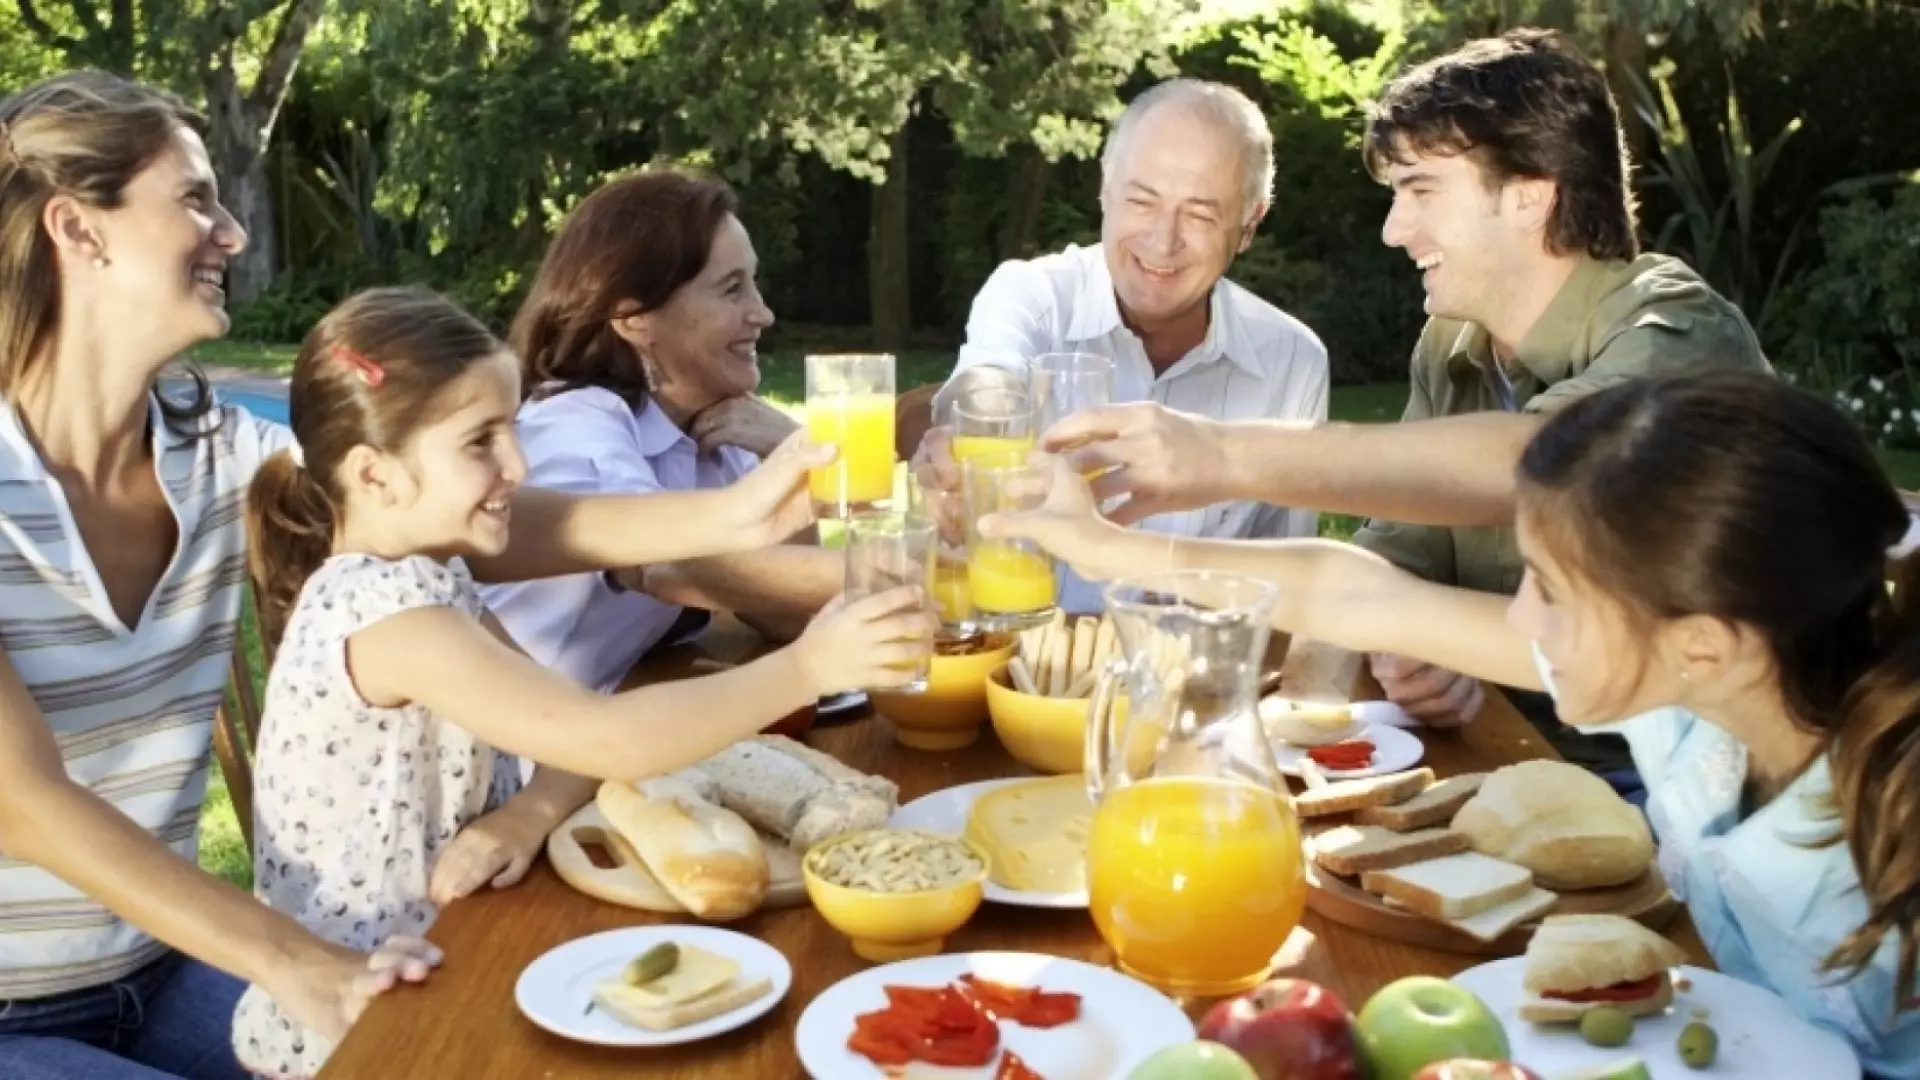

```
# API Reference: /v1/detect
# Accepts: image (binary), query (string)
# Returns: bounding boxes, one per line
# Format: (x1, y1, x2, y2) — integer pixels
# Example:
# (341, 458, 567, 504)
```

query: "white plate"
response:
(888, 779, 1087, 908)
(513, 926, 792, 1047)
(1273, 721, 1424, 779)
(1452, 958, 1861, 1079)
(795, 951, 1195, 1079)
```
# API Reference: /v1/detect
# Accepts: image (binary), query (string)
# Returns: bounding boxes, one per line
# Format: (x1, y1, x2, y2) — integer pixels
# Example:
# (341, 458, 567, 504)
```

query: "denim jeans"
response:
(0, 951, 250, 1080)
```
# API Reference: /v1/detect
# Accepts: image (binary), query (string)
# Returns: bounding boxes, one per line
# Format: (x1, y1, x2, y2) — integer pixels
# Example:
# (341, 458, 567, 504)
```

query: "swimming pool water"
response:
(217, 388, 290, 424)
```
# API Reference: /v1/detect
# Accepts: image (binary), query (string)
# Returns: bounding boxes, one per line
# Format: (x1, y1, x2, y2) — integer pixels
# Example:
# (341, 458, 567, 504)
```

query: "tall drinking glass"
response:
(843, 511, 938, 692)
(950, 385, 1037, 466)
(906, 464, 975, 632)
(961, 449, 1058, 631)
(806, 354, 897, 518)
(1030, 352, 1114, 437)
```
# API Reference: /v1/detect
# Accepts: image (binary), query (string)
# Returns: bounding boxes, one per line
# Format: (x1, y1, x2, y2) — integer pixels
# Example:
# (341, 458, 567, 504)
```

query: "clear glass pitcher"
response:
(1084, 571, 1307, 998)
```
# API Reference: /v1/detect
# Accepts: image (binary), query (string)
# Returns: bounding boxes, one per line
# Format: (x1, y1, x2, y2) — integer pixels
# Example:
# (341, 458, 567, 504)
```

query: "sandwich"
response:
(1518, 914, 1688, 1023)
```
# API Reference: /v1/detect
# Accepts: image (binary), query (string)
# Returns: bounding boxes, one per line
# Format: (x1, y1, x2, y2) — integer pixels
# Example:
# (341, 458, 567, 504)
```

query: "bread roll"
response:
(596, 779, 768, 920)
(1451, 761, 1653, 889)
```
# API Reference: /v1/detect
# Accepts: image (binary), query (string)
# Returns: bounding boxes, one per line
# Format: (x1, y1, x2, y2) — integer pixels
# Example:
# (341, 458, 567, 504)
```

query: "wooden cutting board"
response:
(546, 802, 809, 915)
(1301, 825, 1678, 956)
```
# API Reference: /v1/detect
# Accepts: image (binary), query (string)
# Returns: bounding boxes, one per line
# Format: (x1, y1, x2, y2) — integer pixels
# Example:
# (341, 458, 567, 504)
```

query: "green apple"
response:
(1548, 1059, 1654, 1080)
(1354, 976, 1511, 1080)
(1128, 1039, 1261, 1080)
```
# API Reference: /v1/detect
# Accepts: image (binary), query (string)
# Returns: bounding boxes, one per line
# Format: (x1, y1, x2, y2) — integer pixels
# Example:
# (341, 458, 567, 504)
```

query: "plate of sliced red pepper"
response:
(1272, 722, 1424, 779)
(794, 951, 1195, 1079)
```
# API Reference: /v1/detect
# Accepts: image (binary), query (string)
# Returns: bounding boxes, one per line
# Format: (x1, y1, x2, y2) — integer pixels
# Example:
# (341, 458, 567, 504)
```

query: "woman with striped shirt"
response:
(0, 72, 831, 1079)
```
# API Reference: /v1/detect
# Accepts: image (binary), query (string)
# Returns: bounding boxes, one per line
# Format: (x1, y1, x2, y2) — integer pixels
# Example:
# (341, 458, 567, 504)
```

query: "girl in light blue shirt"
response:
(993, 369, 1920, 1077)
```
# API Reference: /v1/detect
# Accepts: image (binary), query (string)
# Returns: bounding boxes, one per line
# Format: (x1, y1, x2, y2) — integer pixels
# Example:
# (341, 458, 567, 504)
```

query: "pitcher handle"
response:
(1084, 657, 1123, 804)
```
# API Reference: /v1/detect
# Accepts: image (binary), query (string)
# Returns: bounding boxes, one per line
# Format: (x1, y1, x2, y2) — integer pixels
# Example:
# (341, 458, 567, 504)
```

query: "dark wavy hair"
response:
(1519, 368, 1919, 1005)
(1364, 28, 1637, 261)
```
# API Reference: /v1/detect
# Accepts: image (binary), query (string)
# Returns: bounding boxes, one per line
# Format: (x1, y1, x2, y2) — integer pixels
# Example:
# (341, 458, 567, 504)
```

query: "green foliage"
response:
(1774, 183, 1920, 383)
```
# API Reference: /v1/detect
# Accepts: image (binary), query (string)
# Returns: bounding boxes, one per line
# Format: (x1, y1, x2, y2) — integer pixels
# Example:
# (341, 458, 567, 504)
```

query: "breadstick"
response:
(1069, 616, 1096, 692)
(1092, 615, 1116, 676)
(1044, 618, 1071, 695)
(1009, 655, 1041, 695)
(1064, 669, 1098, 699)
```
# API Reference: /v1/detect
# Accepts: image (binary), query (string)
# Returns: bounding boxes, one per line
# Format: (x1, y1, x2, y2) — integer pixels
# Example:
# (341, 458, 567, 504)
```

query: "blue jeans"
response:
(0, 952, 250, 1079)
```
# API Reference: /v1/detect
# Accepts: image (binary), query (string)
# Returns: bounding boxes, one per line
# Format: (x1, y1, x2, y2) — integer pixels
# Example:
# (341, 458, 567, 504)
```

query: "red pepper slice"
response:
(996, 1049, 1045, 1079)
(958, 974, 1083, 1028)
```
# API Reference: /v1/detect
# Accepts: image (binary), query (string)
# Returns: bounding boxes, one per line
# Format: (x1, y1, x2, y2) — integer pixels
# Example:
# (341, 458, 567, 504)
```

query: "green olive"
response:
(1579, 1005, 1635, 1048)
(1678, 1020, 1719, 1068)
(622, 942, 680, 987)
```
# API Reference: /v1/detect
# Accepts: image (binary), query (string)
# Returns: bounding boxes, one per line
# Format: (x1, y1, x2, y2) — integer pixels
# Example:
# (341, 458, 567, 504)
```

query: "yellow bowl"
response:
(802, 829, 989, 962)
(985, 668, 1148, 775)
(868, 634, 1017, 751)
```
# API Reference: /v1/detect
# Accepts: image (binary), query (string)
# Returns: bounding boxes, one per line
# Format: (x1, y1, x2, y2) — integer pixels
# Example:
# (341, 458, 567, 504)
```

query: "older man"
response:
(924, 78, 1330, 612)
(1041, 31, 1769, 778)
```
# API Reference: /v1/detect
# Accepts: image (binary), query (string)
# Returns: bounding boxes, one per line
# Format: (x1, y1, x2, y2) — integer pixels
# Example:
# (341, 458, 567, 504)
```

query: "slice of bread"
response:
(594, 974, 774, 1032)
(1357, 773, 1486, 832)
(1293, 768, 1435, 819)
(1312, 825, 1468, 877)
(1361, 851, 1534, 919)
(1405, 885, 1559, 942)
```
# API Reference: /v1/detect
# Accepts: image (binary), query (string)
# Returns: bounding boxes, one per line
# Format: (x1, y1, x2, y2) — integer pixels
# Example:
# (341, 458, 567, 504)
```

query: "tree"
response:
(11, 0, 327, 301)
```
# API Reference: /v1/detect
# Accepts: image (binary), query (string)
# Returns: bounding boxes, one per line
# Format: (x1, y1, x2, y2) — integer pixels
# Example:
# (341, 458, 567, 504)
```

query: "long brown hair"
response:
(510, 168, 737, 407)
(1517, 368, 1919, 1003)
(0, 71, 215, 428)
(1365, 29, 1638, 261)
(245, 286, 504, 645)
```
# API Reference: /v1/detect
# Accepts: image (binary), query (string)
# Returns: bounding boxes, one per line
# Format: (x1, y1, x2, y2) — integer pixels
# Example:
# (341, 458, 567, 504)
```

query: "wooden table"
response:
(321, 624, 1707, 1079)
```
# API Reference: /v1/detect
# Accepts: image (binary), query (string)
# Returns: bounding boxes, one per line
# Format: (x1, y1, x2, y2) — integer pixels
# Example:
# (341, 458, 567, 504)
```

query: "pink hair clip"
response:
(334, 345, 385, 388)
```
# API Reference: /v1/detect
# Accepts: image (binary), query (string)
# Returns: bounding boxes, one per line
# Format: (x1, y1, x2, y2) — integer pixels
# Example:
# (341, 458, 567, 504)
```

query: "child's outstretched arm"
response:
(347, 586, 934, 780)
(981, 456, 1541, 693)
(469, 431, 832, 584)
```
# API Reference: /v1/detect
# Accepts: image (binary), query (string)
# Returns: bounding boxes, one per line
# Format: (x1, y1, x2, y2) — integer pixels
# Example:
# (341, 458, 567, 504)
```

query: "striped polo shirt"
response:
(0, 396, 288, 999)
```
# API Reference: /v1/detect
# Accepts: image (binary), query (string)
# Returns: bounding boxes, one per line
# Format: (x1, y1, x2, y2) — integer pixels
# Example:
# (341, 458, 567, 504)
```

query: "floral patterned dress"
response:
(232, 554, 520, 1078)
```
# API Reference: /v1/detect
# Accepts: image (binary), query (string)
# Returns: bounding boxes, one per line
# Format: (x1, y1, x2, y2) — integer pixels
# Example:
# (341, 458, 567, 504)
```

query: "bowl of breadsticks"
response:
(868, 633, 1017, 751)
(984, 611, 1139, 775)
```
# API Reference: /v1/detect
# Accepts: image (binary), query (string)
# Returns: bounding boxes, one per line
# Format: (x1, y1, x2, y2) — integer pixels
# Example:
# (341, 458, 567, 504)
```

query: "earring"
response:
(90, 254, 108, 269)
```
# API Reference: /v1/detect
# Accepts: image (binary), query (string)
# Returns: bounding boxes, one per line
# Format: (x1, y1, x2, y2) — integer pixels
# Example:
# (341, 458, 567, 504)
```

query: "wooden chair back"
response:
(895, 383, 941, 462)
(211, 598, 270, 853)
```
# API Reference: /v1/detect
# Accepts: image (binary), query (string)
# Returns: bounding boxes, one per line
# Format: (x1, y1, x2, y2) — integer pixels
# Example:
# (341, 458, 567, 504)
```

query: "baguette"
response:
(1292, 768, 1434, 818)
(1361, 851, 1534, 919)
(1357, 773, 1486, 832)
(598, 779, 768, 920)
(1312, 825, 1468, 877)
(699, 736, 899, 851)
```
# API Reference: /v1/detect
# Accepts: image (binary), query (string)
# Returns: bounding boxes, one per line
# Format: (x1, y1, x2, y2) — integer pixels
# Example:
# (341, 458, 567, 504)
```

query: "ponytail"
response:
(245, 449, 337, 649)
(1826, 549, 1920, 1005)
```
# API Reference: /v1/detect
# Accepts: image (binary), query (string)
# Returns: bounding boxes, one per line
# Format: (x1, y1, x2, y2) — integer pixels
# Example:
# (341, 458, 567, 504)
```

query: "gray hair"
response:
(1100, 78, 1274, 224)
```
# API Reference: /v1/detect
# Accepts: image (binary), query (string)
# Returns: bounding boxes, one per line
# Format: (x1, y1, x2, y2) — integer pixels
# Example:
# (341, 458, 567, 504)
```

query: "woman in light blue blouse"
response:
(989, 368, 1920, 1077)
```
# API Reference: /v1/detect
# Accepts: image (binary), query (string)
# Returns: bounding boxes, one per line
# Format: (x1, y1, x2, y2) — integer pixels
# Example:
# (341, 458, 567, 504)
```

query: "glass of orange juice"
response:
(806, 353, 897, 518)
(960, 449, 1056, 632)
(1030, 352, 1113, 433)
(842, 511, 938, 692)
(950, 385, 1037, 465)
(1084, 571, 1305, 998)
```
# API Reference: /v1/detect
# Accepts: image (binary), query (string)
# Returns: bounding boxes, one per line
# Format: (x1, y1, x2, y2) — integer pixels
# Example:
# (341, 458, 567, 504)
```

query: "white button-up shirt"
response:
(480, 387, 759, 695)
(940, 242, 1330, 610)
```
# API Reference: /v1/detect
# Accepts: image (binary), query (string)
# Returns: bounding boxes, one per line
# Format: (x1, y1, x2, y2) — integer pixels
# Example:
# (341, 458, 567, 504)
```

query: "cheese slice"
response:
(964, 775, 1093, 894)
(598, 943, 740, 1006)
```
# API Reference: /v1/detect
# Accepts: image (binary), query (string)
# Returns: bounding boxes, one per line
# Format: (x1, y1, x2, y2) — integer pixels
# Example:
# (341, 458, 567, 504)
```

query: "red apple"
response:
(1411, 1061, 1543, 1080)
(1196, 978, 1362, 1080)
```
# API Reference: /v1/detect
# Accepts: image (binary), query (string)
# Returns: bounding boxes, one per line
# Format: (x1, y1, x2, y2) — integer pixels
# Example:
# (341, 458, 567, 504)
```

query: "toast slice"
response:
(1292, 768, 1435, 819)
(1312, 825, 1468, 877)
(1357, 773, 1486, 832)
(1386, 885, 1560, 942)
(594, 974, 774, 1032)
(1361, 851, 1534, 919)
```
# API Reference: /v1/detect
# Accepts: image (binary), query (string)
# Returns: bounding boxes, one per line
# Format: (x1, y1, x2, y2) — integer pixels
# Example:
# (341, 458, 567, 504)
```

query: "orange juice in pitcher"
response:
(1087, 776, 1303, 996)
(1085, 571, 1305, 998)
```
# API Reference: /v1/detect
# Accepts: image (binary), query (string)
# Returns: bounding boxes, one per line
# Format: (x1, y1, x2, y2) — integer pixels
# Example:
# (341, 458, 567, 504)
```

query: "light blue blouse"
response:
(1619, 707, 1920, 1077)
